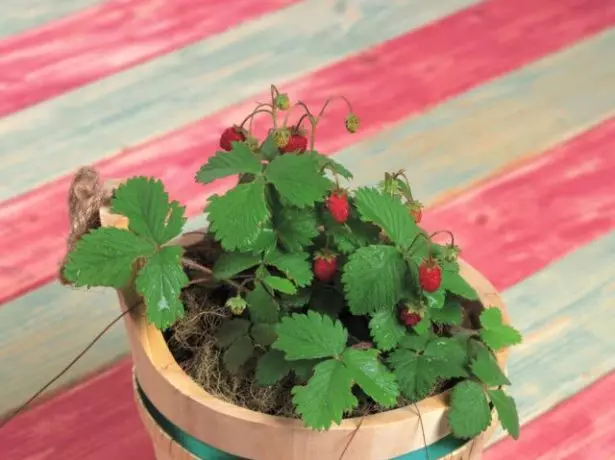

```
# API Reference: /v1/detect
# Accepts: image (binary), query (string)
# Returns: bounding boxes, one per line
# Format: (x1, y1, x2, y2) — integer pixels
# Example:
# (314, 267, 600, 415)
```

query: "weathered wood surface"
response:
(0, 0, 614, 458)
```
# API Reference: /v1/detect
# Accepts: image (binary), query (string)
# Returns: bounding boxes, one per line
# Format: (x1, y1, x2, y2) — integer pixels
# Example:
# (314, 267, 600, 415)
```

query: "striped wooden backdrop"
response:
(1, 0, 614, 458)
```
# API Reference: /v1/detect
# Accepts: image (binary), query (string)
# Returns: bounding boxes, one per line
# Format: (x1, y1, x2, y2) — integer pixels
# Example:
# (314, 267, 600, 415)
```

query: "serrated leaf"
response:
(265, 251, 313, 287)
(251, 222, 277, 255)
(273, 311, 347, 360)
(263, 275, 297, 294)
(279, 289, 311, 308)
(388, 349, 435, 401)
(266, 154, 331, 207)
(292, 359, 319, 381)
(112, 177, 186, 244)
(251, 323, 277, 347)
(246, 284, 279, 323)
(369, 309, 406, 351)
(223, 335, 254, 374)
(470, 345, 510, 386)
(399, 333, 430, 352)
(412, 312, 432, 336)
(424, 289, 445, 309)
(479, 308, 523, 351)
(323, 213, 380, 254)
(306, 151, 353, 179)
(213, 251, 262, 280)
(292, 359, 358, 430)
(195, 142, 262, 184)
(256, 350, 292, 385)
(430, 301, 463, 326)
(342, 245, 407, 314)
(353, 187, 419, 248)
(342, 348, 399, 407)
(442, 270, 478, 300)
(63, 228, 155, 288)
(448, 381, 492, 439)
(135, 246, 189, 330)
(424, 338, 468, 378)
(275, 206, 319, 252)
(206, 178, 270, 251)
(215, 318, 251, 348)
(487, 389, 520, 440)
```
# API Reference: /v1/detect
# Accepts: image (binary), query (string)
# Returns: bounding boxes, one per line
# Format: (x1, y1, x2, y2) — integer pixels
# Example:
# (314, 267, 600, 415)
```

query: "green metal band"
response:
(136, 380, 465, 459)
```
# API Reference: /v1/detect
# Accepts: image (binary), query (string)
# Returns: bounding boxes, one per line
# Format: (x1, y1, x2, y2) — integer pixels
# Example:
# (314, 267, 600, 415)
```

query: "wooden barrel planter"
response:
(101, 199, 509, 460)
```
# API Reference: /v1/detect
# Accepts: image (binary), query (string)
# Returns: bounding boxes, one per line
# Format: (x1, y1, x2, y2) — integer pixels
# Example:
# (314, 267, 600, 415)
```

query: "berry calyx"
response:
(313, 250, 338, 282)
(409, 200, 423, 224)
(399, 309, 422, 327)
(345, 113, 360, 133)
(280, 126, 308, 154)
(273, 128, 291, 148)
(326, 190, 350, 224)
(418, 259, 442, 292)
(275, 93, 290, 110)
(219, 126, 246, 151)
(443, 244, 461, 262)
(225, 296, 247, 315)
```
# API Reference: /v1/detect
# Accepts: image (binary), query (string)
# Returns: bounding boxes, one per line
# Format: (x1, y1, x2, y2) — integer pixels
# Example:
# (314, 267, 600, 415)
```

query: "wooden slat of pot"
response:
(100, 202, 509, 460)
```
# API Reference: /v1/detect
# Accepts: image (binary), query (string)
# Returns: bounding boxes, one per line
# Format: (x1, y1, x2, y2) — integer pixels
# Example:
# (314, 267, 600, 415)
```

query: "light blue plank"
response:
(0, 0, 480, 200)
(0, 0, 100, 38)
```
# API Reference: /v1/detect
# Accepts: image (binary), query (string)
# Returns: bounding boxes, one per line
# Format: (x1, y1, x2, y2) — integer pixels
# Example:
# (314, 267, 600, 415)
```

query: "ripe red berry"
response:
(409, 200, 423, 224)
(326, 191, 350, 224)
(313, 252, 338, 282)
(280, 131, 308, 154)
(418, 260, 442, 292)
(219, 126, 246, 151)
(399, 309, 422, 327)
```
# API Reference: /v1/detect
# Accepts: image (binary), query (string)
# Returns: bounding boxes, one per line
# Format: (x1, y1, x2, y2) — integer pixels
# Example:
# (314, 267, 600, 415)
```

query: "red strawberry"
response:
(219, 126, 246, 151)
(399, 309, 422, 327)
(280, 127, 308, 154)
(313, 251, 338, 282)
(409, 200, 423, 224)
(326, 191, 350, 224)
(418, 259, 442, 292)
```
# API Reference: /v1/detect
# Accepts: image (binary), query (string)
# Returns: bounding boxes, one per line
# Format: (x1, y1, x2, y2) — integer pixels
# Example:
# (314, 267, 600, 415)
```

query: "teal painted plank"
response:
(0, 0, 480, 200)
(2, 27, 615, 416)
(488, 231, 615, 444)
(0, 0, 100, 38)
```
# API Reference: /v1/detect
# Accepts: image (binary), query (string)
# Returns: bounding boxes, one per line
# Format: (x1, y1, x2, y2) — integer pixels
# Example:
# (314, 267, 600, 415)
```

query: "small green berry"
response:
(345, 113, 360, 133)
(273, 128, 290, 148)
(275, 93, 290, 110)
(225, 296, 247, 316)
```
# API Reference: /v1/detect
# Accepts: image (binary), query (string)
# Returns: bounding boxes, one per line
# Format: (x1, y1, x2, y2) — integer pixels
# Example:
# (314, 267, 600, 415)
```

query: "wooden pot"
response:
(101, 203, 509, 460)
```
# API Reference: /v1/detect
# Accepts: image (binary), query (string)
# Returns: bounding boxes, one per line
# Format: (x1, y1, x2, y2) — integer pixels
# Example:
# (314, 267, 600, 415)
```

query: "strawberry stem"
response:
(181, 257, 247, 293)
(239, 109, 274, 130)
(270, 85, 281, 128)
(316, 95, 354, 123)
(429, 230, 456, 248)
(393, 169, 415, 202)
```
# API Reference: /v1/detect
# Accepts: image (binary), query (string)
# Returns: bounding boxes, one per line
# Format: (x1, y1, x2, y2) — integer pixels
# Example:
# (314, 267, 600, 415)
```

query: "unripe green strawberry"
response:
(345, 113, 360, 133)
(273, 128, 291, 148)
(275, 93, 290, 110)
(225, 296, 247, 315)
(443, 244, 461, 262)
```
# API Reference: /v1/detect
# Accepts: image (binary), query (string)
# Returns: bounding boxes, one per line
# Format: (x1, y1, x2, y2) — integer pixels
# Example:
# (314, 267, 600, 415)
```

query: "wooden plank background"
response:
(0, 0, 614, 458)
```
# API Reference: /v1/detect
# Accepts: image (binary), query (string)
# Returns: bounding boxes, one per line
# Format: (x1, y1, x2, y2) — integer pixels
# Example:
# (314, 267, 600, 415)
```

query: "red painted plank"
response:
(0, 0, 299, 117)
(485, 371, 615, 460)
(1, 0, 614, 306)
(2, 112, 614, 460)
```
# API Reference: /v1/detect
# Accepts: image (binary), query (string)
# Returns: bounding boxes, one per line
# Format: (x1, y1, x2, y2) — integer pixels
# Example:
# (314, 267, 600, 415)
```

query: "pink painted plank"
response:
(0, 0, 299, 117)
(2, 110, 615, 460)
(1, 0, 614, 306)
(485, 371, 615, 460)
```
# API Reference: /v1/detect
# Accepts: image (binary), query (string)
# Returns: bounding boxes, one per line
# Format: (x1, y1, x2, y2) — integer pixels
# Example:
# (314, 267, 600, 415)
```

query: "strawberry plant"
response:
(62, 85, 523, 441)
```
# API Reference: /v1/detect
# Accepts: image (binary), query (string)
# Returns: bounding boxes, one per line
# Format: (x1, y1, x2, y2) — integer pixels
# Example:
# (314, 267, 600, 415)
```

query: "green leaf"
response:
(292, 359, 319, 381)
(246, 284, 279, 323)
(206, 178, 270, 251)
(430, 301, 463, 326)
(135, 246, 189, 330)
(448, 381, 492, 439)
(251, 323, 277, 347)
(222, 335, 254, 374)
(112, 177, 186, 244)
(275, 206, 319, 252)
(292, 359, 358, 430)
(424, 289, 445, 309)
(479, 308, 523, 351)
(442, 270, 478, 300)
(256, 350, 292, 385)
(487, 389, 520, 440)
(263, 275, 297, 295)
(266, 154, 331, 208)
(399, 333, 430, 352)
(63, 228, 155, 288)
(273, 311, 348, 360)
(251, 222, 277, 255)
(342, 245, 407, 314)
(424, 337, 468, 378)
(388, 349, 435, 401)
(306, 151, 353, 180)
(369, 309, 406, 351)
(353, 187, 419, 248)
(412, 313, 432, 336)
(215, 318, 251, 348)
(470, 345, 510, 386)
(342, 348, 399, 407)
(265, 251, 313, 287)
(259, 133, 280, 162)
(322, 213, 380, 254)
(195, 142, 262, 184)
(213, 251, 262, 280)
